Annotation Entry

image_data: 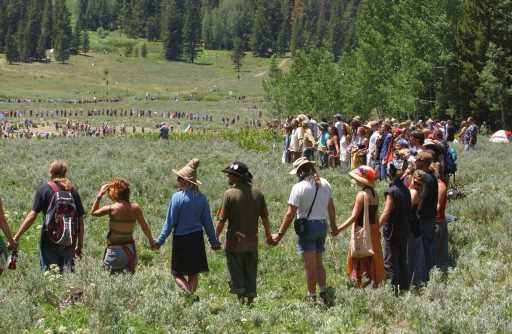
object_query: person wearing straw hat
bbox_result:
[153,159,221,298]
[272,157,337,305]
[334,166,385,288]
[215,161,274,305]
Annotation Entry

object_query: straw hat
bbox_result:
[349,166,377,188]
[289,157,316,175]
[172,158,202,185]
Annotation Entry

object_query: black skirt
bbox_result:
[171,231,208,276]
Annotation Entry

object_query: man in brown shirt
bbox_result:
[216,161,273,305]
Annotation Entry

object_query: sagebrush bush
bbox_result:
[0,137,511,333]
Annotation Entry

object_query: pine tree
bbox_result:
[0,0,8,52]
[182,0,201,63]
[53,0,72,63]
[37,0,53,59]
[5,29,18,63]
[231,37,245,80]
[290,0,305,55]
[328,0,345,61]
[161,0,182,61]
[82,30,90,54]
[21,0,43,62]
[276,0,291,56]
[141,42,148,57]
[71,21,82,55]
[251,4,272,57]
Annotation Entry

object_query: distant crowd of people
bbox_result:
[0,97,121,105]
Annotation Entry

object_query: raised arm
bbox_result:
[90,184,111,217]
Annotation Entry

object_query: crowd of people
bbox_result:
[0,112,476,305]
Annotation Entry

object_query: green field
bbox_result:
[0,136,511,333]
[1,42,511,333]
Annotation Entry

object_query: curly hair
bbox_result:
[107,178,130,202]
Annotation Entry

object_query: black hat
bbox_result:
[222,161,253,181]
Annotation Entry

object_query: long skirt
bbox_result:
[346,224,386,288]
[407,235,427,286]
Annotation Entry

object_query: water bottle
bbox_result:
[7,252,17,270]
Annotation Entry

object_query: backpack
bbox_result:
[444,144,458,175]
[44,182,80,247]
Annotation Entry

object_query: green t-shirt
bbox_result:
[219,183,268,252]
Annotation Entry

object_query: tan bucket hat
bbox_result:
[289,157,316,175]
[172,158,202,185]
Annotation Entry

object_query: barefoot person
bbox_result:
[216,161,274,305]
[90,179,156,274]
[0,197,17,273]
[272,158,337,304]
[154,159,221,297]
[14,160,85,272]
[335,166,385,288]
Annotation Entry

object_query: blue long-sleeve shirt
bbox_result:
[156,189,220,247]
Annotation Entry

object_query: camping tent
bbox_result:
[489,130,511,143]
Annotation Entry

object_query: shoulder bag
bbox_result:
[294,185,319,237]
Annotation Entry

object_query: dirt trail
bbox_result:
[254,58,289,78]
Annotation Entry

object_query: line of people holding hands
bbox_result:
[1,143,448,305]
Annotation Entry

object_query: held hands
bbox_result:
[7,240,18,252]
[150,239,160,251]
[270,233,283,245]
[211,243,222,251]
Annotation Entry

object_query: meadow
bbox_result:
[1,38,511,333]
[0,135,511,333]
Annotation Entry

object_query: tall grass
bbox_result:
[0,138,511,333]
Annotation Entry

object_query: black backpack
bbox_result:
[44,182,80,247]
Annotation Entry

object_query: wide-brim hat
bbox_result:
[349,166,377,188]
[289,157,316,175]
[172,158,202,185]
[223,161,253,181]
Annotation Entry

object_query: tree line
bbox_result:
[0,0,91,63]
[264,0,512,129]
[0,0,360,63]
